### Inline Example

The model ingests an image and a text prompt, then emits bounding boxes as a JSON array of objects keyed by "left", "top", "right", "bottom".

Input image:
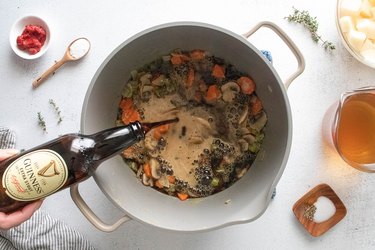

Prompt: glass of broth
[{"left": 322, "top": 86, "right": 375, "bottom": 172}]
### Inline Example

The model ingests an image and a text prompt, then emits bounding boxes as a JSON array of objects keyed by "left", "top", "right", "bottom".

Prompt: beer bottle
[{"left": 0, "top": 118, "right": 178, "bottom": 213}]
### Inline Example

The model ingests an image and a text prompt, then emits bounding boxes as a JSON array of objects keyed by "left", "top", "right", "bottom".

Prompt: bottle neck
[{"left": 91, "top": 122, "right": 144, "bottom": 163}]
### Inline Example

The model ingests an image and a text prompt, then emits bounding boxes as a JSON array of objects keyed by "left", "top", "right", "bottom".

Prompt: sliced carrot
[
  {"left": 121, "top": 109, "right": 140, "bottom": 124},
  {"left": 119, "top": 98, "right": 133, "bottom": 111},
  {"left": 153, "top": 124, "right": 169, "bottom": 139},
  {"left": 237, "top": 76, "right": 255, "bottom": 95},
  {"left": 122, "top": 147, "right": 134, "bottom": 158},
  {"left": 155, "top": 180, "right": 164, "bottom": 189},
  {"left": 158, "top": 124, "right": 170, "bottom": 134},
  {"left": 143, "top": 163, "right": 152, "bottom": 178},
  {"left": 170, "top": 53, "right": 190, "bottom": 65},
  {"left": 193, "top": 91, "right": 203, "bottom": 103},
  {"left": 177, "top": 192, "right": 189, "bottom": 201},
  {"left": 190, "top": 50, "right": 205, "bottom": 60},
  {"left": 120, "top": 97, "right": 140, "bottom": 124},
  {"left": 205, "top": 85, "right": 222, "bottom": 101},
  {"left": 186, "top": 68, "right": 195, "bottom": 87},
  {"left": 250, "top": 96, "right": 263, "bottom": 115},
  {"left": 168, "top": 175, "right": 176, "bottom": 184},
  {"left": 171, "top": 54, "right": 183, "bottom": 65},
  {"left": 153, "top": 129, "right": 162, "bottom": 140},
  {"left": 211, "top": 64, "right": 225, "bottom": 78}
]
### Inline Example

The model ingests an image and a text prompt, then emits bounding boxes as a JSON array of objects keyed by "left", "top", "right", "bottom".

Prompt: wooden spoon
[{"left": 32, "top": 37, "right": 91, "bottom": 88}]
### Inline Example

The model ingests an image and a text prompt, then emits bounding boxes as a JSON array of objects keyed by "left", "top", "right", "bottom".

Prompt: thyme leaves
[
  {"left": 37, "top": 112, "right": 47, "bottom": 132},
  {"left": 285, "top": 7, "right": 335, "bottom": 51},
  {"left": 37, "top": 99, "right": 64, "bottom": 132},
  {"left": 49, "top": 99, "right": 63, "bottom": 124}
]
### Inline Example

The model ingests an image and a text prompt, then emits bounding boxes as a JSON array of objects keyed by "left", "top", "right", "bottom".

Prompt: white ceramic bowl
[
  {"left": 9, "top": 15, "right": 50, "bottom": 60},
  {"left": 336, "top": 0, "right": 375, "bottom": 68}
]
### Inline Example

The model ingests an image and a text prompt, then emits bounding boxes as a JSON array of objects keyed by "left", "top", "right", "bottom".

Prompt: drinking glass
[{"left": 322, "top": 86, "right": 375, "bottom": 172}]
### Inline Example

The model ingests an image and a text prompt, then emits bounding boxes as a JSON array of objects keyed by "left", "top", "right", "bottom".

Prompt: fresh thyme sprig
[
  {"left": 37, "top": 112, "right": 47, "bottom": 132},
  {"left": 285, "top": 7, "right": 335, "bottom": 51},
  {"left": 49, "top": 99, "right": 63, "bottom": 124}
]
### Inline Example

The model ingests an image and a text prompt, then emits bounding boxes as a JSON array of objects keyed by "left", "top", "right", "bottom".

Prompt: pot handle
[
  {"left": 70, "top": 183, "right": 131, "bottom": 232},
  {"left": 243, "top": 21, "right": 305, "bottom": 89}
]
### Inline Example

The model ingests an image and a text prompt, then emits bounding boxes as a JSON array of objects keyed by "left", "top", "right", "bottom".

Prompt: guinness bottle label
[{"left": 2, "top": 149, "right": 68, "bottom": 201}]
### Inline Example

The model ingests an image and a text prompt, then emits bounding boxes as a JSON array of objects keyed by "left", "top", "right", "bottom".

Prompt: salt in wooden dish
[{"left": 292, "top": 183, "right": 347, "bottom": 237}]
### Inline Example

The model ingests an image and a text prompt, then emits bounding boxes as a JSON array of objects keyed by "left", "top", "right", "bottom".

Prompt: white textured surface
[{"left": 1, "top": 0, "right": 375, "bottom": 249}]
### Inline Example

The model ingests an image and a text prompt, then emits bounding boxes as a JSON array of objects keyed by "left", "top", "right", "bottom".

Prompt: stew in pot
[{"left": 116, "top": 49, "right": 268, "bottom": 200}]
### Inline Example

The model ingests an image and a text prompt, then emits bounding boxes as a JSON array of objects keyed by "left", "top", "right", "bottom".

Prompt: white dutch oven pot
[{"left": 71, "top": 21, "right": 305, "bottom": 232}]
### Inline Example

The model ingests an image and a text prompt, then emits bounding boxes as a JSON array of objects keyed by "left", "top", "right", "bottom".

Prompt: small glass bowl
[
  {"left": 336, "top": 0, "right": 375, "bottom": 68},
  {"left": 9, "top": 15, "right": 50, "bottom": 60}
]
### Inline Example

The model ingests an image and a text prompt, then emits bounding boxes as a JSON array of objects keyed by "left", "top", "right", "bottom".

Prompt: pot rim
[{"left": 81, "top": 21, "right": 293, "bottom": 232}]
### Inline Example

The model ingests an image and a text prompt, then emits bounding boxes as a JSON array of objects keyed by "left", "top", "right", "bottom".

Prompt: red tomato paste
[{"left": 16, "top": 25, "right": 47, "bottom": 55}]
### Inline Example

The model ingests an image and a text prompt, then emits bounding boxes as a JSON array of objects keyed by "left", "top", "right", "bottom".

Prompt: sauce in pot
[{"left": 117, "top": 49, "right": 268, "bottom": 200}]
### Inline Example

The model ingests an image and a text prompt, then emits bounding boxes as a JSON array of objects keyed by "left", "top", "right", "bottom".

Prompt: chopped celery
[
  {"left": 211, "top": 177, "right": 220, "bottom": 187},
  {"left": 122, "top": 84, "right": 133, "bottom": 98},
  {"left": 130, "top": 70, "right": 138, "bottom": 81}
]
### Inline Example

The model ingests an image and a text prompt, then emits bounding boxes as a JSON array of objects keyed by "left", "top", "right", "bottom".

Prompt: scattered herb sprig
[
  {"left": 37, "top": 112, "right": 47, "bottom": 132},
  {"left": 285, "top": 7, "right": 335, "bottom": 51},
  {"left": 49, "top": 99, "right": 63, "bottom": 124}
]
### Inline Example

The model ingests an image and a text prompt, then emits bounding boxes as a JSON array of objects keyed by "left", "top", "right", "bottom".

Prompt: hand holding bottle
[
  {"left": 0, "top": 149, "right": 43, "bottom": 230},
  {"left": 0, "top": 119, "right": 178, "bottom": 214}
]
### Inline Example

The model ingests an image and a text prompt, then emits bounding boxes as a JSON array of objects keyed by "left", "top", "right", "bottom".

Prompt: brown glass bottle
[{"left": 0, "top": 118, "right": 177, "bottom": 213}]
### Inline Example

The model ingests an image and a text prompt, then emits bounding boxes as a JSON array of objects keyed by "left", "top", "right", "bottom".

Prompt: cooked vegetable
[
  {"left": 177, "top": 193, "right": 189, "bottom": 201},
  {"left": 168, "top": 175, "right": 176, "bottom": 184},
  {"left": 211, "top": 64, "right": 225, "bottom": 78},
  {"left": 237, "top": 76, "right": 255, "bottom": 95},
  {"left": 205, "top": 85, "right": 222, "bottom": 102},
  {"left": 190, "top": 50, "right": 205, "bottom": 60},
  {"left": 155, "top": 180, "right": 164, "bottom": 189},
  {"left": 118, "top": 49, "right": 267, "bottom": 201},
  {"left": 186, "top": 68, "right": 195, "bottom": 87},
  {"left": 250, "top": 96, "right": 263, "bottom": 115},
  {"left": 170, "top": 53, "right": 189, "bottom": 65},
  {"left": 143, "top": 163, "right": 152, "bottom": 178}
]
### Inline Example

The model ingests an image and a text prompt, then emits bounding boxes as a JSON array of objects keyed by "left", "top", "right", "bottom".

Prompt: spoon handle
[{"left": 32, "top": 58, "right": 67, "bottom": 88}]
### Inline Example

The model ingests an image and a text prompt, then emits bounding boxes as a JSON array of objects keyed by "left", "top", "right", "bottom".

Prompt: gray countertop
[{"left": 1, "top": 0, "right": 375, "bottom": 249}]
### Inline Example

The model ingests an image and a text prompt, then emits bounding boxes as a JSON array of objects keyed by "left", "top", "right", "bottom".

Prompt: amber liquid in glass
[{"left": 337, "top": 93, "right": 375, "bottom": 164}]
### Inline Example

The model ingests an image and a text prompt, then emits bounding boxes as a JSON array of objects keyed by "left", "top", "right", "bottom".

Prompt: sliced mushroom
[
  {"left": 162, "top": 107, "right": 180, "bottom": 115},
  {"left": 237, "top": 168, "right": 247, "bottom": 178},
  {"left": 250, "top": 111, "right": 267, "bottom": 132},
  {"left": 239, "top": 127, "right": 250, "bottom": 135},
  {"left": 243, "top": 134, "right": 256, "bottom": 144},
  {"left": 151, "top": 75, "right": 166, "bottom": 86},
  {"left": 145, "top": 136, "right": 158, "bottom": 151},
  {"left": 141, "top": 85, "right": 153, "bottom": 93},
  {"left": 187, "top": 189, "right": 199, "bottom": 198},
  {"left": 148, "top": 150, "right": 159, "bottom": 158},
  {"left": 150, "top": 158, "right": 161, "bottom": 179},
  {"left": 221, "top": 81, "right": 240, "bottom": 103},
  {"left": 162, "top": 55, "right": 171, "bottom": 62},
  {"left": 148, "top": 178, "right": 154, "bottom": 187},
  {"left": 221, "top": 81, "right": 240, "bottom": 92},
  {"left": 238, "top": 139, "right": 249, "bottom": 152},
  {"left": 238, "top": 106, "right": 249, "bottom": 125},
  {"left": 193, "top": 116, "right": 211, "bottom": 130},
  {"left": 140, "top": 73, "right": 152, "bottom": 85},
  {"left": 142, "top": 173, "right": 150, "bottom": 186},
  {"left": 188, "top": 135, "right": 204, "bottom": 144},
  {"left": 142, "top": 173, "right": 154, "bottom": 186},
  {"left": 158, "top": 175, "right": 170, "bottom": 188},
  {"left": 222, "top": 91, "right": 236, "bottom": 103},
  {"left": 136, "top": 165, "right": 143, "bottom": 178}
]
